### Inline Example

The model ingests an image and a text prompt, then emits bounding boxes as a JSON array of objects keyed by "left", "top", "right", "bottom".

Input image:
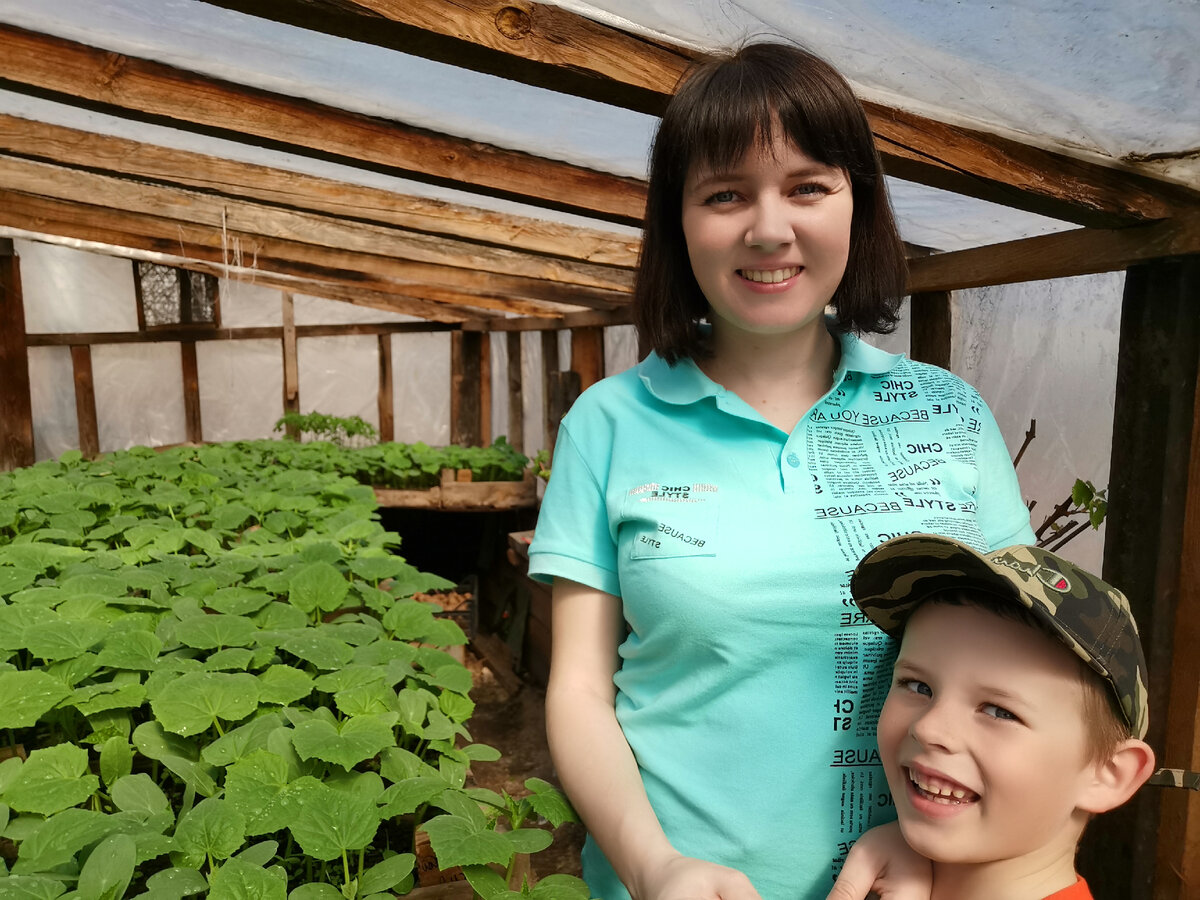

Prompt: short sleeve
[
  {"left": 973, "top": 394, "right": 1036, "bottom": 549},
  {"left": 527, "top": 421, "right": 622, "bottom": 597}
]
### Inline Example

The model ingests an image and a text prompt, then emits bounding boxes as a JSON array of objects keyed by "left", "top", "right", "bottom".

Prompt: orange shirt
[{"left": 1043, "top": 876, "right": 1092, "bottom": 900}]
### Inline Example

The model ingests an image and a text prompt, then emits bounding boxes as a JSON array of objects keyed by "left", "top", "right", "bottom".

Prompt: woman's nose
[{"left": 743, "top": 197, "right": 794, "bottom": 249}]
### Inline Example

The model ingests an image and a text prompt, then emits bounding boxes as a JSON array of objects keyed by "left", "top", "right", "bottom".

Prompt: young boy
[{"left": 849, "top": 535, "right": 1156, "bottom": 900}]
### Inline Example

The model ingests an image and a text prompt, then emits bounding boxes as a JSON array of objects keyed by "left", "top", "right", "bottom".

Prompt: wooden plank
[
  {"left": 1155, "top": 359, "right": 1200, "bottom": 899},
  {"left": 450, "top": 331, "right": 483, "bottom": 447},
  {"left": 377, "top": 333, "right": 394, "bottom": 443},
  {"left": 461, "top": 307, "right": 634, "bottom": 332},
  {"left": 0, "top": 24, "right": 646, "bottom": 225},
  {"left": 200, "top": 0, "right": 1200, "bottom": 227},
  {"left": 1087, "top": 257, "right": 1200, "bottom": 900},
  {"left": 541, "top": 329, "right": 560, "bottom": 456},
  {"left": 0, "top": 190, "right": 619, "bottom": 317},
  {"left": 26, "top": 322, "right": 459, "bottom": 347},
  {"left": 469, "top": 631, "right": 524, "bottom": 697},
  {"left": 570, "top": 325, "right": 604, "bottom": 392},
  {"left": 69, "top": 344, "right": 99, "bottom": 458},
  {"left": 479, "top": 332, "right": 492, "bottom": 444},
  {"left": 0, "top": 114, "right": 640, "bottom": 268},
  {"left": 281, "top": 292, "right": 299, "bottom": 437},
  {"left": 506, "top": 331, "right": 523, "bottom": 453},
  {"left": 906, "top": 215, "right": 1200, "bottom": 294},
  {"left": 373, "top": 471, "right": 535, "bottom": 510},
  {"left": 908, "top": 291, "right": 952, "bottom": 370},
  {"left": 0, "top": 240, "right": 34, "bottom": 471},
  {"left": 0, "top": 155, "right": 634, "bottom": 293},
  {"left": 180, "top": 340, "right": 203, "bottom": 443}
]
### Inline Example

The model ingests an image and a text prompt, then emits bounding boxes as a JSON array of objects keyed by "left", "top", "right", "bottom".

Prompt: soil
[{"left": 463, "top": 647, "right": 587, "bottom": 882}]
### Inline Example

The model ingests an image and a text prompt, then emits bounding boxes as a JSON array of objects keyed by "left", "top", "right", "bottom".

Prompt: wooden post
[
  {"left": 377, "top": 333, "right": 394, "bottom": 443},
  {"left": 506, "top": 331, "right": 523, "bottom": 452},
  {"left": 480, "top": 332, "right": 492, "bottom": 444},
  {"left": 450, "top": 330, "right": 482, "bottom": 447},
  {"left": 570, "top": 325, "right": 604, "bottom": 392},
  {"left": 1083, "top": 257, "right": 1200, "bottom": 900},
  {"left": 0, "top": 239, "right": 34, "bottom": 470},
  {"left": 541, "top": 329, "right": 560, "bottom": 456},
  {"left": 281, "top": 292, "right": 299, "bottom": 438},
  {"left": 70, "top": 345, "right": 99, "bottom": 458},
  {"left": 909, "top": 290, "right": 952, "bottom": 369},
  {"left": 180, "top": 341, "right": 203, "bottom": 443}
]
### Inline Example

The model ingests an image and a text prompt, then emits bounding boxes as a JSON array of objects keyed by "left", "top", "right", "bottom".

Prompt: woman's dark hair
[{"left": 634, "top": 42, "right": 908, "bottom": 363}]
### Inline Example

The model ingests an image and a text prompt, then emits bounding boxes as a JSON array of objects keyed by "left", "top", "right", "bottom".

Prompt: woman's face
[{"left": 680, "top": 133, "right": 853, "bottom": 342}]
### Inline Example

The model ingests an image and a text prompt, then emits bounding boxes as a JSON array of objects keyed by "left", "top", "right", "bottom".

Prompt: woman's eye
[
  {"left": 792, "top": 182, "right": 829, "bottom": 197},
  {"left": 981, "top": 703, "right": 1019, "bottom": 722},
  {"left": 704, "top": 190, "right": 738, "bottom": 205},
  {"left": 898, "top": 678, "right": 932, "bottom": 697}
]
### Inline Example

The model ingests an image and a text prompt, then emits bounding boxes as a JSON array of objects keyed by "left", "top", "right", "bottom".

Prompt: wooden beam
[
  {"left": 0, "top": 190, "right": 623, "bottom": 317},
  {"left": 541, "top": 329, "right": 560, "bottom": 456},
  {"left": 70, "top": 344, "right": 99, "bottom": 458},
  {"left": 180, "top": 340, "right": 203, "bottom": 443},
  {"left": 906, "top": 215, "right": 1200, "bottom": 294},
  {"left": 450, "top": 331, "right": 483, "bottom": 447},
  {"left": 281, "top": 293, "right": 299, "bottom": 437},
  {"left": 0, "top": 24, "right": 646, "bottom": 225},
  {"left": 377, "top": 333, "right": 394, "bottom": 443},
  {"left": 0, "top": 155, "right": 634, "bottom": 293},
  {"left": 506, "top": 331, "right": 523, "bottom": 453},
  {"left": 0, "top": 240, "right": 34, "bottom": 471},
  {"left": 201, "top": 0, "right": 1199, "bottom": 227},
  {"left": 0, "top": 114, "right": 640, "bottom": 268},
  {"left": 570, "top": 325, "right": 604, "bottom": 392},
  {"left": 26, "top": 322, "right": 459, "bottom": 347},
  {"left": 908, "top": 291, "right": 952, "bottom": 370},
  {"left": 480, "top": 333, "right": 492, "bottom": 444},
  {"left": 461, "top": 307, "right": 634, "bottom": 332},
  {"left": 1087, "top": 257, "right": 1200, "bottom": 900}
]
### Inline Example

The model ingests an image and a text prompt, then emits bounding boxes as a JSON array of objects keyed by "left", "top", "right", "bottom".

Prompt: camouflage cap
[{"left": 851, "top": 534, "right": 1149, "bottom": 739}]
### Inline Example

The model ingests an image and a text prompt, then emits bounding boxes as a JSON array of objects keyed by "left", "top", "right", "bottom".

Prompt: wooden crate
[{"left": 374, "top": 468, "right": 536, "bottom": 510}]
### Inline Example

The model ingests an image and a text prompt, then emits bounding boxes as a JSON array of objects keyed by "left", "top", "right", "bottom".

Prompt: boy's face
[{"left": 876, "top": 602, "right": 1098, "bottom": 866}]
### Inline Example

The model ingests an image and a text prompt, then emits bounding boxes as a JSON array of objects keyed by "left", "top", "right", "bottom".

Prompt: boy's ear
[{"left": 1077, "top": 739, "right": 1156, "bottom": 814}]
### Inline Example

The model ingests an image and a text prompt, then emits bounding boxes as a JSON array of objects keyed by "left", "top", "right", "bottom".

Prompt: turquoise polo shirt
[{"left": 529, "top": 329, "right": 1034, "bottom": 900}]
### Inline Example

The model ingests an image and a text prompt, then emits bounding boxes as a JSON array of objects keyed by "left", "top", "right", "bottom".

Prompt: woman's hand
[
  {"left": 633, "top": 853, "right": 763, "bottom": 900},
  {"left": 825, "top": 822, "right": 931, "bottom": 900}
]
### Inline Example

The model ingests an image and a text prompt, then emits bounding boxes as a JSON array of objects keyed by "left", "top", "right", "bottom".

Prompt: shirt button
[{"left": 786, "top": 453, "right": 801, "bottom": 468}]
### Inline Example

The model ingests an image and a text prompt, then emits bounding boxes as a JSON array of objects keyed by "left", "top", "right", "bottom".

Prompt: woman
[{"left": 528, "top": 43, "right": 1034, "bottom": 900}]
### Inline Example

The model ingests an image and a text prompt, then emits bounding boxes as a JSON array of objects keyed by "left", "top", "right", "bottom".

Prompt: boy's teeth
[
  {"left": 740, "top": 266, "right": 800, "bottom": 283},
  {"left": 908, "top": 769, "right": 979, "bottom": 803}
]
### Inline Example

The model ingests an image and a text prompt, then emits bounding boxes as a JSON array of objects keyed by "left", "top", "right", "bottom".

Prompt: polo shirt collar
[{"left": 638, "top": 325, "right": 903, "bottom": 406}]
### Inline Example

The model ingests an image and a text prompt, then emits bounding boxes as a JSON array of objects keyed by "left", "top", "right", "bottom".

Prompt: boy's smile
[{"left": 877, "top": 602, "right": 1099, "bottom": 874}]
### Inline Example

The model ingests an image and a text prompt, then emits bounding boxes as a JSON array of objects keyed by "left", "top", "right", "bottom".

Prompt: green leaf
[
  {"left": 357, "top": 853, "right": 416, "bottom": 895},
  {"left": 9, "top": 808, "right": 116, "bottom": 874},
  {"left": 174, "top": 615, "right": 258, "bottom": 650},
  {"left": 276, "top": 633, "right": 353, "bottom": 670},
  {"left": 1072, "top": 478, "right": 1094, "bottom": 506},
  {"left": 223, "top": 750, "right": 294, "bottom": 837},
  {"left": 212, "top": 504, "right": 255, "bottom": 532},
  {"left": 286, "top": 886, "right": 342, "bottom": 900},
  {"left": 145, "top": 867, "right": 210, "bottom": 900},
  {"left": 232, "top": 839, "right": 278, "bottom": 867},
  {"left": 528, "top": 874, "right": 592, "bottom": 900},
  {"left": 23, "top": 618, "right": 108, "bottom": 661},
  {"left": 0, "top": 671, "right": 72, "bottom": 728},
  {"left": 438, "top": 691, "right": 474, "bottom": 723},
  {"left": 285, "top": 778, "right": 379, "bottom": 860},
  {"left": 204, "top": 648, "right": 256, "bottom": 671},
  {"left": 111, "top": 773, "right": 171, "bottom": 817},
  {"left": 287, "top": 562, "right": 349, "bottom": 614},
  {"left": 255, "top": 665, "right": 314, "bottom": 706},
  {"left": 291, "top": 713, "right": 398, "bottom": 769},
  {"left": 0, "top": 566, "right": 38, "bottom": 598},
  {"left": 207, "top": 587, "right": 273, "bottom": 617},
  {"left": 202, "top": 713, "right": 285, "bottom": 767},
  {"left": 427, "top": 664, "right": 474, "bottom": 695},
  {"left": 69, "top": 680, "right": 147, "bottom": 716},
  {"left": 207, "top": 857, "right": 287, "bottom": 900},
  {"left": 525, "top": 779, "right": 579, "bottom": 828},
  {"left": 99, "top": 737, "right": 133, "bottom": 789},
  {"left": 0, "top": 875, "right": 68, "bottom": 900},
  {"left": 183, "top": 527, "right": 223, "bottom": 556},
  {"left": 151, "top": 672, "right": 260, "bottom": 736},
  {"left": 333, "top": 681, "right": 395, "bottom": 717},
  {"left": 378, "top": 776, "right": 449, "bottom": 818},
  {"left": 380, "top": 602, "right": 436, "bottom": 640},
  {"left": 461, "top": 864, "right": 511, "bottom": 900},
  {"left": 3, "top": 743, "right": 100, "bottom": 815},
  {"left": 132, "top": 721, "right": 219, "bottom": 798},
  {"left": 420, "top": 814, "right": 514, "bottom": 869},
  {"left": 96, "top": 630, "right": 163, "bottom": 670},
  {"left": 77, "top": 832, "right": 136, "bottom": 900},
  {"left": 172, "top": 798, "right": 246, "bottom": 867},
  {"left": 462, "top": 743, "right": 502, "bottom": 762},
  {"left": 505, "top": 828, "right": 553, "bottom": 854}
]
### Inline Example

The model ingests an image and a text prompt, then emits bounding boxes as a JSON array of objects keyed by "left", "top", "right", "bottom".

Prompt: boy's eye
[
  {"left": 981, "top": 703, "right": 1020, "bottom": 722},
  {"left": 897, "top": 678, "right": 932, "bottom": 697}
]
